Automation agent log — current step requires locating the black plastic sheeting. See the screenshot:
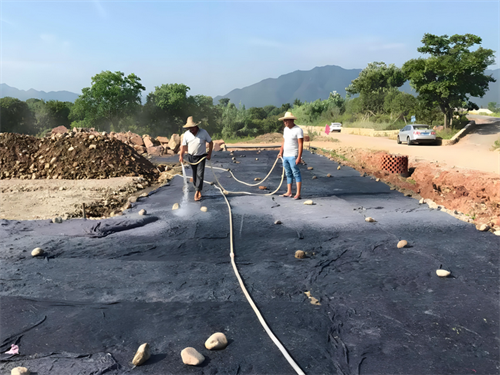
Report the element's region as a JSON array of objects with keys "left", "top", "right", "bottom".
[{"left": 1, "top": 150, "right": 499, "bottom": 374}]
